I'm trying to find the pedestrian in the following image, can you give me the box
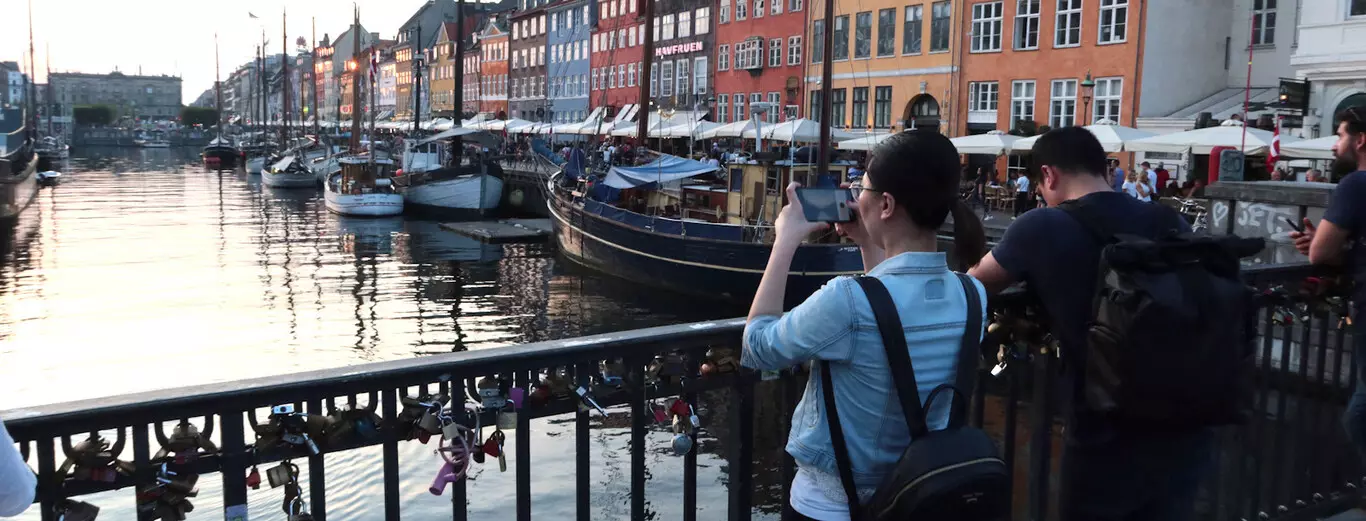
[0,417,35,516]
[1155,163,1171,199]
[969,127,1209,521]
[1141,161,1157,194]
[1293,107,1366,461]
[974,166,993,221]
[1013,171,1031,218]
[1307,168,1325,182]
[742,131,987,521]
[1110,159,1126,192]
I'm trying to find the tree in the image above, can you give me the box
[72,105,115,126]
[180,107,220,127]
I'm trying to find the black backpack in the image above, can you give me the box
[821,275,1008,521]
[1059,199,1264,427]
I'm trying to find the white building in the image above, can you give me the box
[378,58,398,118]
[1291,0,1366,139]
[3,64,25,109]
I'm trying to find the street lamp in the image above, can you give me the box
[750,101,775,154]
[1079,70,1095,126]
[689,95,716,155]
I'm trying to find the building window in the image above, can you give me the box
[697,8,711,34]
[721,0,731,23]
[768,92,781,122]
[1093,77,1121,124]
[851,87,869,128]
[661,61,674,96]
[770,38,784,67]
[791,0,802,11]
[903,6,923,54]
[737,0,748,20]
[812,20,825,63]
[971,2,1003,52]
[619,64,628,88]
[831,88,847,127]
[1099,0,1128,43]
[930,1,951,52]
[629,26,637,47]
[663,14,676,40]
[608,65,617,88]
[1049,79,1077,128]
[1055,0,1081,47]
[834,15,850,60]
[1252,0,1276,45]
[679,11,692,38]
[969,81,998,111]
[676,58,690,95]
[788,36,803,65]
[1353,0,1366,16]
[755,0,765,18]
[874,86,892,127]
[772,0,782,16]
[853,12,872,59]
[718,93,730,122]
[695,57,708,93]
[874,8,896,57]
[738,39,764,69]
[651,64,658,95]
[719,44,731,70]
[1010,80,1035,129]
[735,93,746,121]
[629,63,638,86]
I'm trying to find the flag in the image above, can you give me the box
[248,12,258,18]
[370,52,378,81]
[1269,116,1281,167]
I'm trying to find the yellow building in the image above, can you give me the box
[803,0,965,133]
[429,22,462,117]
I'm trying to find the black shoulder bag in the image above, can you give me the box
[820,275,1008,521]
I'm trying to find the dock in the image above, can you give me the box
[440,218,553,244]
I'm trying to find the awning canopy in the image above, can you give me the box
[699,119,754,139]
[836,132,897,151]
[742,118,855,143]
[1124,121,1300,155]
[1279,135,1335,160]
[415,126,499,147]
[603,154,720,189]
[1011,122,1157,153]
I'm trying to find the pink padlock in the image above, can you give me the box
[429,461,459,495]
[508,388,526,409]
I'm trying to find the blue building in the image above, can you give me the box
[546,0,593,127]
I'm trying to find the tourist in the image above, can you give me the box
[1292,107,1366,460]
[0,417,34,516]
[1155,163,1171,199]
[742,131,987,521]
[1110,159,1126,193]
[968,127,1208,521]
[1141,161,1158,193]
[974,166,993,221]
[848,161,865,180]
[1307,168,1325,182]
[1013,171,1032,218]
[1123,171,1152,202]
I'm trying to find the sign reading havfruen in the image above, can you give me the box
[656,41,703,57]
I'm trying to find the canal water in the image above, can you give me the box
[0,147,784,520]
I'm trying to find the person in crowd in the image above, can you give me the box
[1122,170,1151,202]
[1141,162,1158,193]
[0,417,34,517]
[974,166,993,221]
[1154,163,1171,199]
[968,126,1206,521]
[848,161,865,180]
[1110,159,1126,192]
[1292,107,1366,460]
[1307,168,1325,183]
[741,131,987,521]
[1013,170,1032,218]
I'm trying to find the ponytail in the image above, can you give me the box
[949,199,987,272]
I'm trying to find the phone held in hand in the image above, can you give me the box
[794,188,855,223]
[1283,217,1304,233]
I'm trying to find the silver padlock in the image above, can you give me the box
[58,500,100,521]
[417,409,443,433]
[991,362,1007,377]
[441,415,463,440]
[497,409,517,430]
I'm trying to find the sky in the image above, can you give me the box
[0,0,439,104]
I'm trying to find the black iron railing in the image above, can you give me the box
[2,263,1361,521]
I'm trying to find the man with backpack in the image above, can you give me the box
[969,127,1258,521]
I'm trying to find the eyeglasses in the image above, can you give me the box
[850,183,882,199]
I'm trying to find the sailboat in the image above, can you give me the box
[324,7,403,217]
[203,36,242,170]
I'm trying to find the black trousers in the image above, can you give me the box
[782,504,821,521]
[1014,192,1031,217]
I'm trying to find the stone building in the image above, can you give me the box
[50,71,183,122]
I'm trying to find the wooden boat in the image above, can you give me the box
[324,156,404,216]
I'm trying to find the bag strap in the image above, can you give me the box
[1057,197,1118,246]
[949,273,983,427]
[854,276,929,436]
[821,360,865,521]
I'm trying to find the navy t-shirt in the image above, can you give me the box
[990,190,1191,438]
[1322,171,1366,307]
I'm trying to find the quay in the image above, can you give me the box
[5,262,1364,521]
[439,218,553,244]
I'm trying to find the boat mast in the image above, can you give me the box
[412,24,423,134]
[313,17,320,136]
[45,44,53,137]
[636,0,655,145]
[27,0,37,140]
[261,31,268,141]
[350,6,363,153]
[214,34,223,138]
[453,0,465,162]
[815,0,835,176]
[282,9,292,143]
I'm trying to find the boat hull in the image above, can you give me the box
[202,147,241,169]
[261,170,317,188]
[547,185,863,304]
[0,153,40,222]
[400,175,503,217]
[325,190,404,216]
[245,157,266,175]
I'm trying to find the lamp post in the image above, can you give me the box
[751,101,775,154]
[1079,70,1095,126]
[689,95,715,156]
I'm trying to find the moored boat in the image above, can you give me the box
[324,156,404,216]
[202,136,241,169]
[262,155,317,188]
[397,130,503,217]
[0,145,39,222]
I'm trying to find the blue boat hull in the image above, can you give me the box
[548,188,864,305]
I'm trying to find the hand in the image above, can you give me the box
[834,182,870,245]
[775,182,829,244]
[1290,218,1316,255]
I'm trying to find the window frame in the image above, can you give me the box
[1014,0,1040,50]
[831,88,847,127]
[968,81,999,111]
[851,86,869,128]
[971,2,1004,53]
[679,11,692,38]
[1049,78,1078,128]
[718,93,730,123]
[1098,0,1128,44]
[873,86,893,128]
[1010,80,1035,129]
[697,8,711,34]
[854,12,873,59]
[788,35,803,65]
[718,44,731,70]
[930,1,951,52]
[1054,0,1082,48]
[695,56,708,94]
[834,15,850,60]
[768,92,782,122]
[737,0,748,20]
[1092,77,1122,124]
[661,61,674,96]
[877,8,896,57]
[769,38,784,67]
[812,20,825,63]
[1252,0,1276,46]
[903,5,923,55]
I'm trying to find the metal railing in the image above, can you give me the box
[2,263,1362,521]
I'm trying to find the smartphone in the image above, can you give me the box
[1283,217,1303,233]
[272,404,296,416]
[794,188,855,223]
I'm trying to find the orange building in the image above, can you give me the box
[478,22,510,119]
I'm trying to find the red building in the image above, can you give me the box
[712,0,806,125]
[589,0,646,117]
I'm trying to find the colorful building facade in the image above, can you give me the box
[547,0,593,124]
[478,22,511,118]
[713,0,804,125]
[589,0,645,117]
[510,0,551,121]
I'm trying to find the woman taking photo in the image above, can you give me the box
[741,131,988,520]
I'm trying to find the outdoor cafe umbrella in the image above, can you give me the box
[1124,120,1299,156]
[698,119,754,140]
[657,120,722,139]
[1279,135,1336,160]
[836,131,897,151]
[741,118,855,143]
[949,130,1020,155]
[1010,121,1157,153]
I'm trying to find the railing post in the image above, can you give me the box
[37,436,57,521]
[517,370,533,521]
[686,353,704,521]
[576,364,592,521]
[132,424,153,521]
[728,377,755,521]
[306,399,327,521]
[382,388,401,521]
[631,359,648,521]
[221,411,249,521]
[1026,350,1057,521]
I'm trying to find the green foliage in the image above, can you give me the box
[180,107,219,127]
[72,105,115,126]
[1009,120,1044,137]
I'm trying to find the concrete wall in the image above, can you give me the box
[1291,0,1366,138]
[1225,0,1300,89]
[1137,0,1232,117]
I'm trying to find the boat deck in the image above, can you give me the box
[440,218,553,243]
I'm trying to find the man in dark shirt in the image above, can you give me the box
[969,127,1207,521]
[1293,107,1366,457]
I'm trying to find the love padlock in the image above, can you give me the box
[58,499,101,521]
[652,402,669,424]
[245,466,262,490]
[482,435,502,458]
[669,399,691,418]
[477,376,508,410]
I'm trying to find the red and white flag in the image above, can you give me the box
[369,53,378,81]
[1269,116,1281,166]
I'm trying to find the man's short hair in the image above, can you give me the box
[1141,161,1151,167]
[1340,106,1366,134]
[1033,126,1107,178]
